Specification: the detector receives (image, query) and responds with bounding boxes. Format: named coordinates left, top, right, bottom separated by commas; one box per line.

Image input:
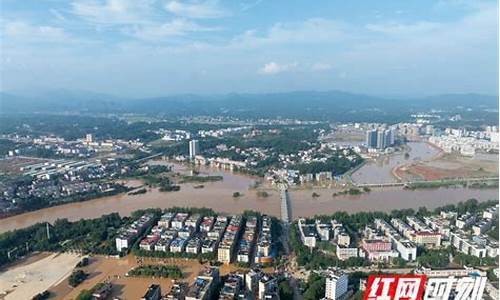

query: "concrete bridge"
left=279, top=184, right=291, bottom=224
left=356, top=177, right=499, bottom=188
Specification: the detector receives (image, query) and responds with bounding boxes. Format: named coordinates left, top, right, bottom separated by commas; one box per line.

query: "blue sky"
left=0, top=0, right=498, bottom=97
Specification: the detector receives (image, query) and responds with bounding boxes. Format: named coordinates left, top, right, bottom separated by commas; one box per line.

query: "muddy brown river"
left=1, top=158, right=498, bottom=233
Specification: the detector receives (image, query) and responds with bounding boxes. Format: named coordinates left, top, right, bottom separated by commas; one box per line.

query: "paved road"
left=280, top=184, right=290, bottom=223
left=357, top=176, right=499, bottom=188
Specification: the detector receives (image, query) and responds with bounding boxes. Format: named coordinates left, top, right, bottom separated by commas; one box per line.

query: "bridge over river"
left=356, top=177, right=499, bottom=188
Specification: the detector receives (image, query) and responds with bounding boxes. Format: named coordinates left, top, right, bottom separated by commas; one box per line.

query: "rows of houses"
left=296, top=204, right=499, bottom=263
left=115, top=213, right=155, bottom=252
left=127, top=211, right=274, bottom=265
left=297, top=218, right=359, bottom=260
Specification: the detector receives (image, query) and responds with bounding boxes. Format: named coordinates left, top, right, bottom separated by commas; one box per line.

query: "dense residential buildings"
left=116, top=213, right=155, bottom=252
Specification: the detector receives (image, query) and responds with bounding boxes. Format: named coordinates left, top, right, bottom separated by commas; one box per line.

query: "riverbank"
left=0, top=181, right=497, bottom=234
left=0, top=151, right=498, bottom=234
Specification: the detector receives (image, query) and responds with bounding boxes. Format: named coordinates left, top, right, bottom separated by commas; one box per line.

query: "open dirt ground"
left=396, top=153, right=498, bottom=181
left=0, top=252, right=81, bottom=300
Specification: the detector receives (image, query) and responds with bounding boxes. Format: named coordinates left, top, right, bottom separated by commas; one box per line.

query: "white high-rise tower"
left=189, top=139, right=199, bottom=158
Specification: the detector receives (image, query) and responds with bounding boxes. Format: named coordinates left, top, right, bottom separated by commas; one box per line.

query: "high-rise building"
left=376, top=130, right=386, bottom=149
left=388, top=129, right=395, bottom=146
left=189, top=139, right=200, bottom=158
left=85, top=133, right=93, bottom=143
left=384, top=130, right=392, bottom=148
left=365, top=129, right=378, bottom=148
left=325, top=271, right=348, bottom=300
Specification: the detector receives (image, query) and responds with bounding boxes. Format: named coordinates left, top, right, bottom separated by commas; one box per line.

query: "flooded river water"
left=0, top=153, right=497, bottom=233
left=351, top=142, right=440, bottom=184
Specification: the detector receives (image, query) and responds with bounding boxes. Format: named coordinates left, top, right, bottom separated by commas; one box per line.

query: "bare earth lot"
left=0, top=252, right=81, bottom=300
left=396, top=153, right=498, bottom=181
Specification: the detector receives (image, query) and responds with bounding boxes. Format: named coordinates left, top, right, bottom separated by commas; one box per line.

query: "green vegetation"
left=179, top=175, right=223, bottom=183
left=256, top=190, right=270, bottom=198
left=289, top=199, right=499, bottom=269
left=290, top=148, right=362, bottom=176
left=31, top=291, right=51, bottom=300
left=312, top=192, right=320, bottom=198
left=68, top=269, right=88, bottom=287
left=468, top=181, right=499, bottom=189
left=392, top=257, right=407, bottom=267
left=403, top=179, right=498, bottom=190
left=278, top=279, right=294, bottom=300
left=453, top=252, right=498, bottom=267
left=159, top=182, right=181, bottom=192
left=404, top=181, right=464, bottom=190
left=127, top=164, right=172, bottom=178
left=417, top=249, right=450, bottom=268
left=14, top=183, right=130, bottom=214
left=233, top=192, right=242, bottom=197
left=75, top=290, right=93, bottom=300
left=75, top=282, right=110, bottom=300
left=141, top=175, right=180, bottom=192
left=333, top=188, right=365, bottom=197
left=128, top=264, right=183, bottom=279
left=317, top=241, right=336, bottom=253
left=302, top=273, right=326, bottom=300
left=288, top=222, right=368, bottom=270
left=0, top=212, right=125, bottom=267
left=128, top=188, right=147, bottom=195
left=487, top=268, right=498, bottom=282
left=0, top=139, right=19, bottom=156
left=487, top=225, right=499, bottom=240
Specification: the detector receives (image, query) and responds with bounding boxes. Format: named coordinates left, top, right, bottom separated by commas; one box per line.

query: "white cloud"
left=71, top=0, right=155, bottom=25
left=2, top=21, right=67, bottom=41
left=229, top=18, right=347, bottom=49
left=258, top=62, right=297, bottom=75
left=366, top=21, right=441, bottom=35
left=130, top=19, right=219, bottom=40
left=165, top=1, right=228, bottom=19
left=50, top=9, right=68, bottom=22
left=311, top=63, right=332, bottom=71
left=240, top=0, right=264, bottom=11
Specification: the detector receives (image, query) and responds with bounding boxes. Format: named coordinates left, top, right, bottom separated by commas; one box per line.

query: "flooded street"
left=351, top=142, right=440, bottom=184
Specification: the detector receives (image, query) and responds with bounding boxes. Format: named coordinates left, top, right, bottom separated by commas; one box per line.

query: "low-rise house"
left=172, top=213, right=190, bottom=229
left=186, top=267, right=219, bottom=300
left=170, top=238, right=188, bottom=253
left=472, top=219, right=492, bottom=236
left=336, top=245, right=359, bottom=260
left=186, top=237, right=202, bottom=254
left=155, top=238, right=172, bottom=252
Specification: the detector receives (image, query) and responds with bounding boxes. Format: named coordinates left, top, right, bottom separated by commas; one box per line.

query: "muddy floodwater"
left=351, top=142, right=440, bottom=184
left=1, top=159, right=498, bottom=233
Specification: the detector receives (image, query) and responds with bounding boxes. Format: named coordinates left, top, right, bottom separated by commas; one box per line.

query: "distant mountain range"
left=1, top=90, right=497, bottom=122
